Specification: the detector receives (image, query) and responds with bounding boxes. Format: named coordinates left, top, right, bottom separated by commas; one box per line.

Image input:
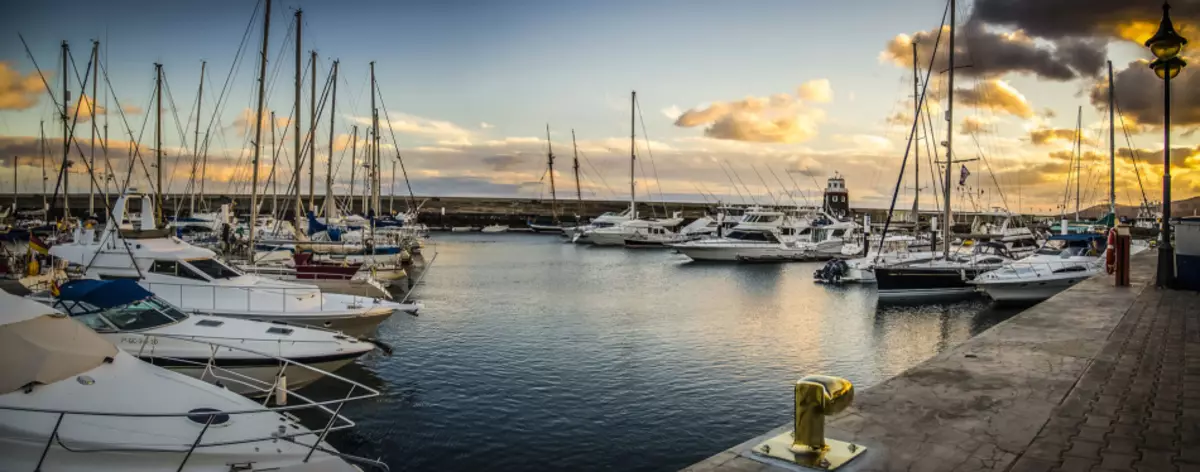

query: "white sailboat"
left=49, top=192, right=415, bottom=337
left=0, top=291, right=381, bottom=471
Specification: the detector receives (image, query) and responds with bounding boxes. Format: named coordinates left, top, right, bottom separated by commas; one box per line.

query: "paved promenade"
left=685, top=253, right=1199, bottom=472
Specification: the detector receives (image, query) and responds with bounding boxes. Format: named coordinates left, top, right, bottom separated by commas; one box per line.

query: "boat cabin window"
left=1035, top=239, right=1096, bottom=256
left=186, top=258, right=242, bottom=280
left=726, top=230, right=779, bottom=243
left=102, top=299, right=187, bottom=331
left=780, top=227, right=796, bottom=236
left=743, top=214, right=780, bottom=224
left=150, top=260, right=208, bottom=281
left=832, top=229, right=846, bottom=238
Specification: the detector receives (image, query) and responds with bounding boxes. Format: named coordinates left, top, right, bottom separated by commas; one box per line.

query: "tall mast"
left=630, top=90, right=637, bottom=217
left=155, top=62, right=163, bottom=226
left=911, top=39, right=920, bottom=225
left=191, top=60, right=205, bottom=214
left=102, top=38, right=110, bottom=207
left=1108, top=60, right=1116, bottom=224
left=89, top=41, right=98, bottom=216
left=546, top=124, right=558, bottom=220
left=1080, top=105, right=1089, bottom=219
left=326, top=60, right=338, bottom=219
left=349, top=125, right=357, bottom=214
left=12, top=155, right=17, bottom=210
left=572, top=128, right=582, bottom=214
left=39, top=121, right=46, bottom=211
left=363, top=128, right=370, bottom=215
left=61, top=41, right=69, bottom=218
left=308, top=50, right=316, bottom=212
left=271, top=110, right=277, bottom=217
left=292, top=8, right=303, bottom=230
left=389, top=159, right=395, bottom=214
left=370, top=61, right=379, bottom=216
left=249, top=0, right=272, bottom=264
left=941, top=0, right=954, bottom=258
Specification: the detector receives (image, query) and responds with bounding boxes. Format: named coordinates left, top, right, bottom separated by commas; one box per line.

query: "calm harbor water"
left=315, top=232, right=1019, bottom=471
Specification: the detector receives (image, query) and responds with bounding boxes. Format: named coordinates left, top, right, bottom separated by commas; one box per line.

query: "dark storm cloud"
left=481, top=154, right=523, bottom=172
left=971, top=0, right=1200, bottom=41
left=1089, top=58, right=1200, bottom=128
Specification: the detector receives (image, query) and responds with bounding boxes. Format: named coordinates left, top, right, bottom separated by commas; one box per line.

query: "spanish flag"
left=29, top=234, right=49, bottom=255
left=50, top=279, right=60, bottom=297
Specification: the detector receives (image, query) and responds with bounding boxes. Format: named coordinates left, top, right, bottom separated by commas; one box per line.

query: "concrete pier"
left=684, top=253, right=1191, bottom=472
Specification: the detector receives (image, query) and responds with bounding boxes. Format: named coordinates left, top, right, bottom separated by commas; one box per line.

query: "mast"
left=390, top=159, right=396, bottom=214
left=572, top=129, right=582, bottom=214
left=941, top=0, right=954, bottom=258
left=326, top=60, right=338, bottom=218
left=191, top=60, right=205, bottom=214
left=12, top=155, right=17, bottom=211
left=1080, top=105, right=1089, bottom=219
left=271, top=110, right=277, bottom=217
left=39, top=121, right=46, bottom=211
left=103, top=37, right=110, bottom=207
left=1108, top=60, right=1116, bottom=225
left=61, top=41, right=69, bottom=218
left=630, top=90, right=637, bottom=217
left=349, top=125, right=357, bottom=214
left=292, top=8, right=302, bottom=230
left=309, top=50, right=316, bottom=212
left=155, top=62, right=163, bottom=226
left=911, top=39, right=920, bottom=225
left=546, top=124, right=558, bottom=220
left=249, top=0, right=272, bottom=264
left=89, top=41, right=98, bottom=216
left=370, top=61, right=379, bottom=217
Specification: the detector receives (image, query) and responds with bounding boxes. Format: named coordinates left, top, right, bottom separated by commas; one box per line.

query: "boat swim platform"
left=684, top=252, right=1159, bottom=472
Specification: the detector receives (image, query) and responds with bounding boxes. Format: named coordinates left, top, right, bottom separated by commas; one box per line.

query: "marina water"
left=312, top=233, right=1019, bottom=471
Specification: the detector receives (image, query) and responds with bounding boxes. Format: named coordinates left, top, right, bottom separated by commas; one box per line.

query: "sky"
left=1, top=0, right=1199, bottom=215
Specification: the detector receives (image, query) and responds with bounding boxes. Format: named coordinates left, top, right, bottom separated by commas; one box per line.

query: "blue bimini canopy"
left=1047, top=233, right=1106, bottom=242
left=57, top=279, right=154, bottom=310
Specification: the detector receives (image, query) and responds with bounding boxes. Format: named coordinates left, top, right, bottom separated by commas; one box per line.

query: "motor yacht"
left=48, top=192, right=415, bottom=337
left=481, top=224, right=509, bottom=233
left=29, top=278, right=377, bottom=395
left=670, top=209, right=820, bottom=261
left=970, top=233, right=1114, bottom=303
left=874, top=239, right=1022, bottom=302
left=0, top=292, right=382, bottom=471
left=622, top=216, right=714, bottom=248
left=567, top=208, right=634, bottom=243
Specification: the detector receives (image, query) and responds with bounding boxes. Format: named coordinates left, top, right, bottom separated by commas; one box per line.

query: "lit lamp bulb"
left=1152, top=56, right=1188, bottom=79
left=1145, top=3, right=1188, bottom=60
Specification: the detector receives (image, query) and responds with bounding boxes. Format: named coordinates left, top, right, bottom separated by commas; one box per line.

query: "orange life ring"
left=1105, top=228, right=1116, bottom=275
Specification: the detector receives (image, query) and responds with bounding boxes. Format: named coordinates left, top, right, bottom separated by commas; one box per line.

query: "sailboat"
left=48, top=192, right=416, bottom=337
left=528, top=125, right=575, bottom=233
left=872, top=0, right=1033, bottom=302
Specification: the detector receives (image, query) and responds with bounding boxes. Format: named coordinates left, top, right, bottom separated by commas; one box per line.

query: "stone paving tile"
left=1014, top=288, right=1200, bottom=472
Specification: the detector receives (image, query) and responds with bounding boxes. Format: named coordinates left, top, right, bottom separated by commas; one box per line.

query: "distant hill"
left=1077, top=196, right=1200, bottom=220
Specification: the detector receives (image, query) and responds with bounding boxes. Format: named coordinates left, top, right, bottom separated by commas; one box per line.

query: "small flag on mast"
left=29, top=234, right=49, bottom=255
left=959, top=165, right=971, bottom=186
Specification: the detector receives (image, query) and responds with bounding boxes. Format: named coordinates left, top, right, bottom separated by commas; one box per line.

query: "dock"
left=684, top=252, right=1199, bottom=472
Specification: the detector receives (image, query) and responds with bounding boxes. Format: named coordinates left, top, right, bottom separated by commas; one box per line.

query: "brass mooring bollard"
left=753, top=375, right=866, bottom=470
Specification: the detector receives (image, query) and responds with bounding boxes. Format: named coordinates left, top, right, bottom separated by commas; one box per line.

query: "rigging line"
left=577, top=149, right=617, bottom=199
left=275, top=60, right=335, bottom=224
left=199, top=0, right=261, bottom=168
left=229, top=16, right=298, bottom=196
left=373, top=84, right=417, bottom=212
left=875, top=0, right=948, bottom=261
left=1113, top=96, right=1150, bottom=206
left=920, top=91, right=942, bottom=212
left=634, top=142, right=656, bottom=217
left=43, top=46, right=95, bottom=217
left=161, top=70, right=196, bottom=204
left=633, top=95, right=668, bottom=214
left=719, top=161, right=748, bottom=205
left=969, top=132, right=1010, bottom=212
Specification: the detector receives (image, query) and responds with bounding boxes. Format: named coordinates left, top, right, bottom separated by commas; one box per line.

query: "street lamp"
left=1146, top=1, right=1187, bottom=289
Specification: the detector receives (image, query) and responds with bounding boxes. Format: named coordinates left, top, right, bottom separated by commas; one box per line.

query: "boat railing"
left=978, top=259, right=1104, bottom=281
left=5, top=334, right=389, bottom=471
left=143, top=281, right=376, bottom=313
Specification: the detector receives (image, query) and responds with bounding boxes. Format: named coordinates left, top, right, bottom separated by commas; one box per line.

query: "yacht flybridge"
left=49, top=193, right=416, bottom=337
left=0, top=292, right=382, bottom=471
left=30, top=279, right=376, bottom=396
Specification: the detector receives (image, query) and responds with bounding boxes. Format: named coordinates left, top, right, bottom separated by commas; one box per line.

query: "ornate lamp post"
left=1146, top=1, right=1187, bottom=288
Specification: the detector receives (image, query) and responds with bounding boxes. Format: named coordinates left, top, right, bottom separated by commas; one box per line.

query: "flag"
left=959, top=165, right=971, bottom=186
left=50, top=280, right=60, bottom=297
left=29, top=234, right=48, bottom=255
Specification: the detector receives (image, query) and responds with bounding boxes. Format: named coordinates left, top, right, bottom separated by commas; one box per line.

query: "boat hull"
left=973, top=276, right=1089, bottom=303
left=155, top=353, right=363, bottom=397
left=206, top=306, right=398, bottom=337
left=674, top=244, right=791, bottom=262
left=874, top=267, right=987, bottom=302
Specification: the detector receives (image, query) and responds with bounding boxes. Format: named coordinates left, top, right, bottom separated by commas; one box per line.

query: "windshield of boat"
left=1036, top=239, right=1095, bottom=257
left=726, top=230, right=779, bottom=243
left=742, top=214, right=780, bottom=224
left=60, top=297, right=189, bottom=332
left=185, top=258, right=243, bottom=280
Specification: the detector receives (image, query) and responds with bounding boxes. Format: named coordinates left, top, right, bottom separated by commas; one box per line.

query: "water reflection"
left=319, top=233, right=1022, bottom=472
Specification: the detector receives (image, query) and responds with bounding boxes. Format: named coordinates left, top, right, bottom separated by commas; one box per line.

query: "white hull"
left=170, top=356, right=360, bottom=397
left=876, top=286, right=979, bottom=302
left=674, top=244, right=781, bottom=261
left=588, top=230, right=634, bottom=247
left=974, top=276, right=1091, bottom=303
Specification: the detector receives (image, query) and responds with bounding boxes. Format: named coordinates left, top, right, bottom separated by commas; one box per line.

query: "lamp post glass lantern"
left=1146, top=1, right=1187, bottom=288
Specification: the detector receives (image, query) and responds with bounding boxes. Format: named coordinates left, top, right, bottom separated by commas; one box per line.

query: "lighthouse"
left=823, top=172, right=849, bottom=218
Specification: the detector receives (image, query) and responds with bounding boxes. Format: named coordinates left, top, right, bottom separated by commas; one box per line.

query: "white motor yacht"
left=568, top=208, right=634, bottom=243
left=30, top=278, right=377, bottom=396
left=670, top=209, right=821, bottom=261
left=874, top=240, right=1023, bottom=302
left=971, top=233, right=1117, bottom=303
left=583, top=211, right=685, bottom=247
left=0, top=292, right=382, bottom=471
left=481, top=224, right=509, bottom=233
left=49, top=192, right=415, bottom=337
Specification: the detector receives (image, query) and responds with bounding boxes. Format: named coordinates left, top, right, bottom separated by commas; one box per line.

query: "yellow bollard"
left=753, top=375, right=866, bottom=470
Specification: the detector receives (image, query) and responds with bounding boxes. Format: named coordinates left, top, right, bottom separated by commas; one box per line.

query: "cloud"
left=480, top=122, right=494, bottom=129
left=970, top=0, right=1199, bottom=43
left=673, top=80, right=831, bottom=143
left=956, top=79, right=1034, bottom=118
left=231, top=108, right=292, bottom=136
left=481, top=155, right=523, bottom=171
left=1091, top=58, right=1200, bottom=129
left=1029, top=127, right=1096, bottom=146
left=67, top=94, right=105, bottom=122
left=797, top=79, right=833, bottom=103
left=0, top=62, right=45, bottom=111
left=961, top=115, right=993, bottom=134
left=349, top=112, right=473, bottom=145
left=879, top=21, right=1103, bottom=81
left=661, top=105, right=682, bottom=121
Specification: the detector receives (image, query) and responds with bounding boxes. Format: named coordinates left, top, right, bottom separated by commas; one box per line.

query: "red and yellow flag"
left=29, top=234, right=49, bottom=255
